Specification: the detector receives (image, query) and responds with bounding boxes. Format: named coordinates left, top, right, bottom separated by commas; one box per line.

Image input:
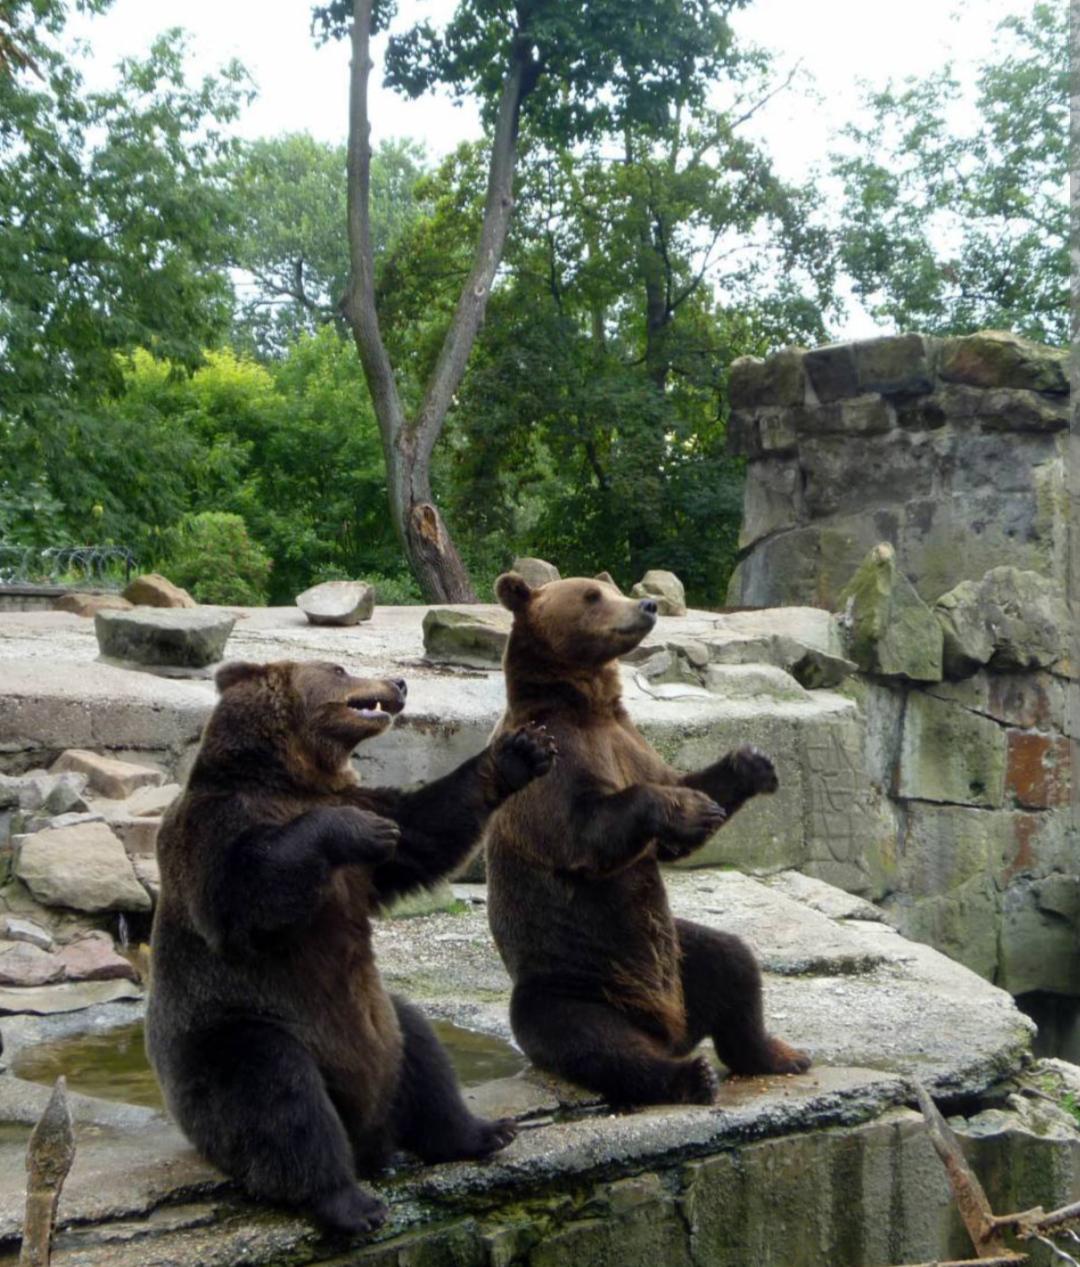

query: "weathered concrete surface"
left=0, top=871, right=1045, bottom=1267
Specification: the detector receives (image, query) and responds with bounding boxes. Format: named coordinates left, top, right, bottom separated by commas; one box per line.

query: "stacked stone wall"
left=726, top=332, right=1079, bottom=1002
left=728, top=331, right=1070, bottom=609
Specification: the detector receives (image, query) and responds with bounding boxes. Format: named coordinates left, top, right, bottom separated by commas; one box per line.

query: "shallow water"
left=12, top=1019, right=525, bottom=1109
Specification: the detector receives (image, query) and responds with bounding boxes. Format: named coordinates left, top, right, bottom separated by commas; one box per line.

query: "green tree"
left=833, top=0, right=1066, bottom=343
left=228, top=134, right=425, bottom=356
left=95, top=332, right=403, bottom=603
left=0, top=2, right=250, bottom=539
left=314, top=0, right=759, bottom=602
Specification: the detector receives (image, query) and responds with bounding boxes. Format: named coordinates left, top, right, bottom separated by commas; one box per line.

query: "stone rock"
left=294, top=579, right=374, bottom=626
left=57, top=931, right=138, bottom=982
left=0, top=916, right=54, bottom=951
left=2, top=770, right=90, bottom=816
left=999, top=881, right=1080, bottom=996
left=124, top=783, right=180, bottom=818
left=710, top=607, right=855, bottom=689
left=728, top=348, right=807, bottom=408
left=23, top=811, right=105, bottom=835
left=15, top=820, right=152, bottom=913
left=53, top=592, right=134, bottom=617
left=938, top=330, right=1068, bottom=394
left=133, top=856, right=161, bottom=904
left=0, top=940, right=64, bottom=987
left=838, top=544, right=943, bottom=682
left=109, top=816, right=161, bottom=858
left=896, top=692, right=1006, bottom=808
left=422, top=607, right=510, bottom=668
left=803, top=342, right=859, bottom=403
left=52, top=750, right=163, bottom=801
left=511, top=557, right=561, bottom=587
left=852, top=333, right=933, bottom=396
left=122, top=572, right=197, bottom=608
left=0, top=978, right=141, bottom=1015
left=738, top=458, right=802, bottom=548
left=95, top=608, right=235, bottom=668
left=934, top=567, right=1068, bottom=679
left=796, top=395, right=893, bottom=437
left=630, top=570, right=687, bottom=617
left=1005, top=730, right=1071, bottom=810
left=702, top=664, right=810, bottom=703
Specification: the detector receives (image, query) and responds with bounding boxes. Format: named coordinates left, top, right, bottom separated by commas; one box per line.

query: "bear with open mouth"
left=146, top=658, right=555, bottom=1236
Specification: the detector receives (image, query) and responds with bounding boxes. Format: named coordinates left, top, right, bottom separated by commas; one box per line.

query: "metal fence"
left=0, top=545, right=137, bottom=591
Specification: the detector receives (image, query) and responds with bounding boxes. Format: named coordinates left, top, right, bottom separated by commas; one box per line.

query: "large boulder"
left=53, top=592, right=133, bottom=618
left=122, top=572, right=196, bottom=608
left=422, top=608, right=510, bottom=668
left=934, top=567, right=1069, bottom=679
left=15, top=820, right=153, bottom=913
left=95, top=607, right=235, bottom=668
left=0, top=940, right=65, bottom=987
left=937, top=330, right=1068, bottom=394
left=52, top=750, right=163, bottom=801
left=837, top=544, right=943, bottom=682
left=295, top=579, right=375, bottom=626
left=0, top=770, right=89, bottom=816
left=511, top=557, right=561, bottom=587
left=710, top=607, right=855, bottom=689
left=630, top=569, right=687, bottom=617
left=57, top=931, right=139, bottom=982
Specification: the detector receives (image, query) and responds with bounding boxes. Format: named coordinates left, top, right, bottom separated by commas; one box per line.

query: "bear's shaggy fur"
left=484, top=574, right=809, bottom=1106
left=147, top=659, right=554, bottom=1235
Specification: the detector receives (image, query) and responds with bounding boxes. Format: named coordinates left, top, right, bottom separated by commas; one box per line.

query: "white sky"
left=67, top=0, right=1033, bottom=340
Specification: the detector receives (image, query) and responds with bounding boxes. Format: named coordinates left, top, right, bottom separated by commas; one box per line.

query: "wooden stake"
left=20, top=1078, right=75, bottom=1267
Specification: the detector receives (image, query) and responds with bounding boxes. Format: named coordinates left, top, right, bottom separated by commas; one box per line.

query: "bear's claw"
left=494, top=723, right=558, bottom=792
left=311, top=1185, right=388, bottom=1237
left=672, top=1055, right=720, bottom=1105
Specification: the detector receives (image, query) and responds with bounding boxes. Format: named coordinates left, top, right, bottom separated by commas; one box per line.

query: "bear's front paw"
left=310, top=1184, right=388, bottom=1237
left=725, top=745, right=778, bottom=797
left=671, top=1054, right=720, bottom=1105
left=332, top=808, right=401, bottom=865
left=493, top=723, right=558, bottom=794
left=656, top=787, right=727, bottom=849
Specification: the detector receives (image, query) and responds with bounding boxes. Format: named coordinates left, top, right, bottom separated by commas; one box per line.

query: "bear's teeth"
left=373, top=701, right=383, bottom=712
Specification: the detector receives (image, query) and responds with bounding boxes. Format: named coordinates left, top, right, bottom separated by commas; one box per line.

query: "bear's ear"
left=594, top=571, right=621, bottom=592
left=215, top=661, right=265, bottom=694
left=495, top=572, right=533, bottom=613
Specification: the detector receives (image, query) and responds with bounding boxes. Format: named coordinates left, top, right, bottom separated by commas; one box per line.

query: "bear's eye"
left=334, top=665, right=347, bottom=678
left=584, top=590, right=601, bottom=604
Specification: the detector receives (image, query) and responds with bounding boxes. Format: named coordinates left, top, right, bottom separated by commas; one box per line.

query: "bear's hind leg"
left=510, top=985, right=718, bottom=1106
left=676, top=918, right=810, bottom=1076
left=389, top=996, right=517, bottom=1163
left=164, top=1022, right=387, bottom=1236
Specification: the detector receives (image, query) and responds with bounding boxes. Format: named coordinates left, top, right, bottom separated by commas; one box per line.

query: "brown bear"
left=484, top=573, right=810, bottom=1106
left=146, top=659, right=555, bottom=1236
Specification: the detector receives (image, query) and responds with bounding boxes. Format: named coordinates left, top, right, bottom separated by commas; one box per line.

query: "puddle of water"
left=12, top=1020, right=525, bottom=1109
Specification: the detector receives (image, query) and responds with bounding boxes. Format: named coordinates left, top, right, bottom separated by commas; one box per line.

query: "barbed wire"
left=0, top=545, right=137, bottom=591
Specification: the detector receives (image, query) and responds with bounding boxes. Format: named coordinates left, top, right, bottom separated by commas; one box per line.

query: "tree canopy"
left=833, top=0, right=1067, bottom=344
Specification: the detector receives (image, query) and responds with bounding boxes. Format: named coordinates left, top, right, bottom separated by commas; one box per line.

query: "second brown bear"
left=484, top=573, right=810, bottom=1105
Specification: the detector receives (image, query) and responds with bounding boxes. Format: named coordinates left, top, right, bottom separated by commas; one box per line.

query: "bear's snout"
left=637, top=598, right=658, bottom=617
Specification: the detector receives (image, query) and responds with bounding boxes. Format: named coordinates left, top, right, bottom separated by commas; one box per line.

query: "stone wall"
left=724, top=332, right=1079, bottom=1003
left=727, top=331, right=1070, bottom=609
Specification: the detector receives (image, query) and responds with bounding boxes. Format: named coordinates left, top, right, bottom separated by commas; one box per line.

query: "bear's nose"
left=638, top=598, right=658, bottom=617
left=391, top=678, right=408, bottom=697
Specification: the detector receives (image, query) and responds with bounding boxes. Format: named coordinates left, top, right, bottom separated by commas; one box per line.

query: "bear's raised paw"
left=493, top=724, right=558, bottom=794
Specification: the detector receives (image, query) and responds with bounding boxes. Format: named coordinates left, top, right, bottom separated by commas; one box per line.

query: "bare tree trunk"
left=343, top=0, right=538, bottom=603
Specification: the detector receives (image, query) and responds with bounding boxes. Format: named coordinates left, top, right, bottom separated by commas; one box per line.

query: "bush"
left=162, top=512, right=272, bottom=606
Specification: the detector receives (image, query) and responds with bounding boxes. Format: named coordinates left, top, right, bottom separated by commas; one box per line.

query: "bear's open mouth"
left=346, top=694, right=404, bottom=719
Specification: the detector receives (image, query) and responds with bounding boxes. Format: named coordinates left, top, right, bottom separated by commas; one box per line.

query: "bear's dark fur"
left=484, top=574, right=810, bottom=1107
left=146, top=659, right=555, bottom=1236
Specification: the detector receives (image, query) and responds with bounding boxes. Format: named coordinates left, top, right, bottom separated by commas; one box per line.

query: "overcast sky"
left=67, top=0, right=1031, bottom=339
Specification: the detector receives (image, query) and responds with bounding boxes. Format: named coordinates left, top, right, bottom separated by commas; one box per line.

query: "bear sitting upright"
left=147, top=659, right=555, bottom=1236
left=484, top=573, right=809, bottom=1107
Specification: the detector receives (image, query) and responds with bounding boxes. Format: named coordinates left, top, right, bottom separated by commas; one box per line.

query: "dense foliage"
left=833, top=0, right=1067, bottom=344
left=0, top=0, right=1063, bottom=607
